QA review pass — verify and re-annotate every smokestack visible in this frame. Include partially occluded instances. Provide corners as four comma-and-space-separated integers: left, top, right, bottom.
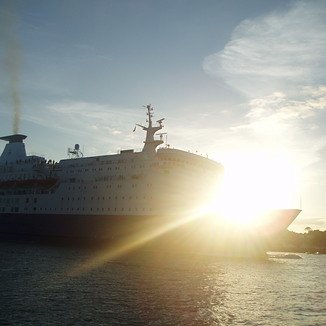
0, 0, 23, 134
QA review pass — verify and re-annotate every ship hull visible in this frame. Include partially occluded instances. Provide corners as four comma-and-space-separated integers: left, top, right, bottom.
0, 213, 165, 239
0, 209, 301, 257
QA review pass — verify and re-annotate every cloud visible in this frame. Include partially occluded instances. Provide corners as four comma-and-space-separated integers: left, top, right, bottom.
22, 101, 145, 154
233, 87, 326, 169
237, 86, 326, 137
203, 0, 326, 98
29, 101, 137, 132
202, 1, 326, 164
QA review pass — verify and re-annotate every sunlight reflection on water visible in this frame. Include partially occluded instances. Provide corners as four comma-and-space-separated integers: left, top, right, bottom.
0, 239, 325, 326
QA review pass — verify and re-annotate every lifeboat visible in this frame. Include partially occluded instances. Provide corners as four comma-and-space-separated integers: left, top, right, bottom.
0, 178, 58, 189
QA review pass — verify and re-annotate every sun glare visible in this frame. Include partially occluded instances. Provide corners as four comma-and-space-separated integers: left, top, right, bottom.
209, 150, 299, 228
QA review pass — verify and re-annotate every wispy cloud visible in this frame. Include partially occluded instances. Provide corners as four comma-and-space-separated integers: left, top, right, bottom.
203, 0, 326, 164
203, 0, 326, 98
22, 101, 144, 155
233, 88, 326, 172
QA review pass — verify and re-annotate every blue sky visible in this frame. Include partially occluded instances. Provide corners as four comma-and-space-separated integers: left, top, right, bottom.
1, 0, 326, 232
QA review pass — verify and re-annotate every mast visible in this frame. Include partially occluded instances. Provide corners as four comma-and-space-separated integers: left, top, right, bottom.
136, 105, 165, 153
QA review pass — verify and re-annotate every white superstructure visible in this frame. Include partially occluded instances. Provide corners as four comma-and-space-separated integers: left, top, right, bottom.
0, 105, 224, 238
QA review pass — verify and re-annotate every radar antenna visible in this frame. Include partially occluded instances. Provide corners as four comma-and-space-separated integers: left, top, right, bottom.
135, 104, 166, 153
68, 144, 83, 158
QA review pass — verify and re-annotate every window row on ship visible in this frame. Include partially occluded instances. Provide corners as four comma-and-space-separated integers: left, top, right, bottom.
0, 195, 152, 203
62, 159, 149, 169
62, 195, 153, 201
62, 157, 137, 168
0, 206, 154, 213
0, 195, 153, 213
0, 189, 55, 196
0, 180, 153, 196
60, 155, 214, 170
61, 161, 187, 173
65, 183, 152, 190
63, 165, 147, 173
0, 172, 42, 181
62, 174, 144, 182
38, 206, 153, 213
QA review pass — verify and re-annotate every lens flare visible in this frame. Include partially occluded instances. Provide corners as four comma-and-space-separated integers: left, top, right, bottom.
206, 150, 300, 228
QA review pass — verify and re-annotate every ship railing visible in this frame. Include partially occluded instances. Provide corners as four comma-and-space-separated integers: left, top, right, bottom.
119, 148, 142, 154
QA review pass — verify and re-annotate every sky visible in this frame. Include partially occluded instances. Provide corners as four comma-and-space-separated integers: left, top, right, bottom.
0, 0, 326, 232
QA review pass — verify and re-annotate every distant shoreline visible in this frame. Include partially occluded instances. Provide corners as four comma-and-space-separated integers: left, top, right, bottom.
267, 229, 326, 254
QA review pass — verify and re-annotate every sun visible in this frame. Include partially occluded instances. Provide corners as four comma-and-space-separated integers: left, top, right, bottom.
207, 150, 299, 228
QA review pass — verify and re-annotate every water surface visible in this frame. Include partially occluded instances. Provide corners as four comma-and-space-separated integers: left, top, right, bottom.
0, 237, 325, 325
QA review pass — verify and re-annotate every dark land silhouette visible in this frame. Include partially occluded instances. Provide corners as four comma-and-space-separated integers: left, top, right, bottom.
267, 228, 326, 254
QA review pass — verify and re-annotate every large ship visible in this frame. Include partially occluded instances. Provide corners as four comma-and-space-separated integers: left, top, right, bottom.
0, 105, 300, 253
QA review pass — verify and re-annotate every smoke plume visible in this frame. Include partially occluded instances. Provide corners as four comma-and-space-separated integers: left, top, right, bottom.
0, 0, 22, 134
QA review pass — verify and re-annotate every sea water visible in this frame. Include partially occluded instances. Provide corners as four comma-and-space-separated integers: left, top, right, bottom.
0, 237, 325, 326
